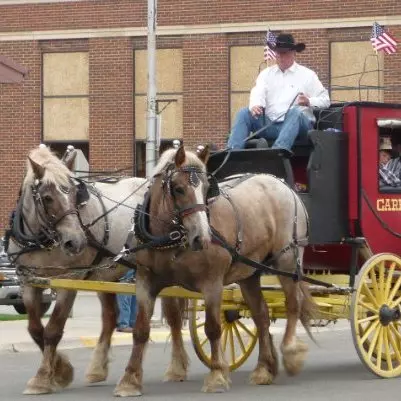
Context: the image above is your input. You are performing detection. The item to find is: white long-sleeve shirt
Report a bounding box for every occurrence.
[249,62,330,122]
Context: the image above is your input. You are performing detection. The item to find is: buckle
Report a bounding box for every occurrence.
[169,231,181,241]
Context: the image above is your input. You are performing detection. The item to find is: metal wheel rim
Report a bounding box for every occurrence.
[188,299,258,371]
[351,253,401,378]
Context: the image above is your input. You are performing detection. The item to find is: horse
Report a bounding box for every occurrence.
[6,145,149,395]
[113,145,315,396]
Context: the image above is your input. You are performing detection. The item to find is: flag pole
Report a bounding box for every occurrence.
[145,0,158,178]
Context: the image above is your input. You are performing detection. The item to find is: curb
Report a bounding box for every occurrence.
[0,322,350,354]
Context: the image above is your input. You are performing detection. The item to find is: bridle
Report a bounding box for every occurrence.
[10,177,81,252]
[31,178,79,230]
[160,163,208,220]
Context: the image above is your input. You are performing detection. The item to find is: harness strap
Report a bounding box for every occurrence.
[211,229,333,288]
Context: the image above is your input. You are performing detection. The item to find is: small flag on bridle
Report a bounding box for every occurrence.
[370,21,398,54]
[264,30,277,61]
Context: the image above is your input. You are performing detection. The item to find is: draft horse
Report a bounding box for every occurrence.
[6,145,148,394]
[114,145,315,396]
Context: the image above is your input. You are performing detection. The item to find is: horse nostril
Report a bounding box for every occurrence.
[191,236,203,251]
[63,239,84,254]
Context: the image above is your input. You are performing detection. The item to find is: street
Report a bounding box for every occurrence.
[1,328,400,401]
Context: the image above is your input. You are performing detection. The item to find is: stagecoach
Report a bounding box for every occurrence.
[203,101,401,378]
[16,101,401,389]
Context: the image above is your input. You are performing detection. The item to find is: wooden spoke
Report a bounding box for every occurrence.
[233,322,246,353]
[351,254,401,378]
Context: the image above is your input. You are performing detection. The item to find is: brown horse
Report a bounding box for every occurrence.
[114,145,314,396]
[6,145,148,394]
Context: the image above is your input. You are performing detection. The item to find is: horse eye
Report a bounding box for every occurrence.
[173,186,185,196]
[43,195,53,204]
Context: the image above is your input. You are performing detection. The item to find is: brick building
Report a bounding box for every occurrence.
[0,0,401,231]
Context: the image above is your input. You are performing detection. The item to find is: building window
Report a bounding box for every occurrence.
[230,45,267,134]
[42,52,89,161]
[134,49,183,177]
[330,41,384,103]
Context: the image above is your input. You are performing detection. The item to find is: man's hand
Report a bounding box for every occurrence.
[251,105,264,117]
[297,93,310,106]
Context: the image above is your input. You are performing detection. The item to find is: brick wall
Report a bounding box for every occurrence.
[0,40,41,232]
[183,34,229,149]
[1,0,401,231]
[89,37,134,173]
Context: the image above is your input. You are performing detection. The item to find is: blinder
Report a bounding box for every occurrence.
[206,174,220,200]
[76,180,90,206]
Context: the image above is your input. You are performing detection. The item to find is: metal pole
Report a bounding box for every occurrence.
[145,0,158,178]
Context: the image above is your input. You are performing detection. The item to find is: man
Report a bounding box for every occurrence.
[227,33,330,153]
[379,136,401,188]
[116,269,136,332]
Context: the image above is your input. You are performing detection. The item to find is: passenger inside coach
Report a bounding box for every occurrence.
[379,136,401,188]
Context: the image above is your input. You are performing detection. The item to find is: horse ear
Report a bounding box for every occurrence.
[28,157,45,179]
[175,145,186,167]
[64,150,77,171]
[197,145,210,164]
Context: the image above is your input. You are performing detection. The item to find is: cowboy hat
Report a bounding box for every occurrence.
[380,137,393,151]
[271,33,306,53]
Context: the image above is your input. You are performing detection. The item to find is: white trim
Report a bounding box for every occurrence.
[1,16,401,41]
[0,0,88,4]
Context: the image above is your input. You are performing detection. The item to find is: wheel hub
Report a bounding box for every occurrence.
[379,304,401,326]
[223,310,240,323]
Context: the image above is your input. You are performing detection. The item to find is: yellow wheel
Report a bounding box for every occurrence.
[188,299,258,371]
[351,253,401,378]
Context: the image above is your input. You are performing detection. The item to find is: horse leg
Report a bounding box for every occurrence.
[162,297,190,382]
[278,275,309,376]
[24,289,76,394]
[114,274,159,397]
[86,292,118,383]
[239,273,278,385]
[201,285,230,393]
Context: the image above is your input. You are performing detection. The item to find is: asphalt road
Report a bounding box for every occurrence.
[1,328,400,401]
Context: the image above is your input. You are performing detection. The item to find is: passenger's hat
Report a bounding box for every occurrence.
[271,33,306,53]
[380,137,393,151]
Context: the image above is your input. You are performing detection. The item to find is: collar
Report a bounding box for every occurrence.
[273,61,298,74]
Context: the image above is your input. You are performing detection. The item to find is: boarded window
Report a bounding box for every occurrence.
[330,41,383,103]
[134,49,183,176]
[42,52,89,142]
[230,46,269,127]
[134,49,183,141]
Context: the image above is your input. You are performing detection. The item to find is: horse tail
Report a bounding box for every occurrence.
[299,282,318,344]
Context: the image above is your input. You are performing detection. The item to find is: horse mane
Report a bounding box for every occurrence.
[151,147,206,178]
[23,146,73,189]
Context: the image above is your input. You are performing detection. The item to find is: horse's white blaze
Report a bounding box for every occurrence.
[193,183,211,241]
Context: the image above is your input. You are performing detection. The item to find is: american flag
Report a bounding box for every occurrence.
[264,30,277,61]
[371,22,398,55]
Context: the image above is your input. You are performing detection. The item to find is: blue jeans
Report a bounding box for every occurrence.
[116,270,137,329]
[227,106,313,151]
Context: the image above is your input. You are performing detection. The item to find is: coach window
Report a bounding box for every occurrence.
[134,49,183,177]
[378,120,401,194]
[42,52,89,161]
[330,41,383,103]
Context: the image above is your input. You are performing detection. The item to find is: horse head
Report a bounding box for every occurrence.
[152,145,211,251]
[19,145,88,255]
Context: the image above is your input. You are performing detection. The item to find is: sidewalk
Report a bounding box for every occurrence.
[0,292,170,353]
[0,292,350,354]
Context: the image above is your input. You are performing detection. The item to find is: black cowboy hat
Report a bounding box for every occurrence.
[272,33,306,53]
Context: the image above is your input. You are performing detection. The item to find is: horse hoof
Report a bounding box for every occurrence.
[23,378,53,395]
[201,370,230,393]
[86,373,108,384]
[249,365,275,385]
[53,355,74,388]
[281,340,308,376]
[163,364,187,382]
[113,386,142,397]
